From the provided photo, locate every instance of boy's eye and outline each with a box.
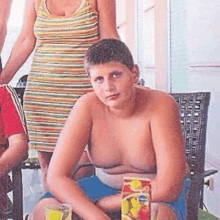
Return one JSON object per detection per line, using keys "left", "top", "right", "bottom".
{"left": 95, "top": 77, "right": 103, "bottom": 83}
{"left": 112, "top": 72, "right": 121, "bottom": 78}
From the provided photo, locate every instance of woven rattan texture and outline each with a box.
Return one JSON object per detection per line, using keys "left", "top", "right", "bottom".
{"left": 171, "top": 92, "right": 210, "bottom": 176}
{"left": 171, "top": 92, "right": 211, "bottom": 220}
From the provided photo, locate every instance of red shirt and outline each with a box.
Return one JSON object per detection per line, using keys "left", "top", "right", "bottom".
{"left": 0, "top": 85, "right": 28, "bottom": 149}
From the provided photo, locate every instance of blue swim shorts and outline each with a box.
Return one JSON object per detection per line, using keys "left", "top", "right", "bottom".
{"left": 41, "top": 176, "right": 190, "bottom": 220}
{"left": 41, "top": 175, "right": 118, "bottom": 203}
{"left": 163, "top": 178, "right": 190, "bottom": 220}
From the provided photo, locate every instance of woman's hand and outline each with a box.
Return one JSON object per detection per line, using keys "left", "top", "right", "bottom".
{"left": 0, "top": 0, "right": 37, "bottom": 84}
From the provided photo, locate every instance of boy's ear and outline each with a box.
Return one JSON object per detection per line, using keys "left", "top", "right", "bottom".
{"left": 131, "top": 64, "right": 139, "bottom": 84}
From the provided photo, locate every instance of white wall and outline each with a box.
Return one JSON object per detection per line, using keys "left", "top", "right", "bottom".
{"left": 116, "top": 0, "right": 136, "bottom": 59}
{"left": 170, "top": 0, "right": 220, "bottom": 217}
{"left": 186, "top": 1, "right": 220, "bottom": 217}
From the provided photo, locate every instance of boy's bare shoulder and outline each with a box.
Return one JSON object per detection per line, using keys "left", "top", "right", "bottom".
{"left": 76, "top": 92, "right": 103, "bottom": 110}
{"left": 78, "top": 91, "right": 100, "bottom": 102}
{"left": 137, "top": 87, "right": 178, "bottom": 111}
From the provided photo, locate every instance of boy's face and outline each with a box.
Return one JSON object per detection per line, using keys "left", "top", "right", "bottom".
{"left": 88, "top": 61, "right": 139, "bottom": 109}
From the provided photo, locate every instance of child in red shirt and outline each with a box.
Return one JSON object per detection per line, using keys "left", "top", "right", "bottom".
{"left": 0, "top": 85, "right": 28, "bottom": 214}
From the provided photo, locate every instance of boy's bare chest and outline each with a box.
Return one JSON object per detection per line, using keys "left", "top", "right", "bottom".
{"left": 89, "top": 117, "right": 156, "bottom": 170}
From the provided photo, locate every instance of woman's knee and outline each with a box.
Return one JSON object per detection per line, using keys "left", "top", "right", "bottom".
{"left": 37, "top": 151, "right": 53, "bottom": 170}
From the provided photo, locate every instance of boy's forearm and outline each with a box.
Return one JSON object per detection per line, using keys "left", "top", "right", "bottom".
{"left": 96, "top": 194, "right": 121, "bottom": 213}
{"left": 47, "top": 176, "right": 111, "bottom": 220}
{"left": 150, "top": 176, "right": 184, "bottom": 203}
{"left": 0, "top": 138, "right": 28, "bottom": 178}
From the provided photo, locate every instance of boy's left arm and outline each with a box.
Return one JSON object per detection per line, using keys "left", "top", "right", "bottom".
{"left": 150, "top": 92, "right": 186, "bottom": 202}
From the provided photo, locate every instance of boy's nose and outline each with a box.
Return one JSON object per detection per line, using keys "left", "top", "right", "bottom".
{"left": 104, "top": 79, "right": 115, "bottom": 92}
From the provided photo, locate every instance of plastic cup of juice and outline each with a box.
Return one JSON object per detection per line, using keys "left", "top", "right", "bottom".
{"left": 45, "top": 203, "right": 72, "bottom": 220}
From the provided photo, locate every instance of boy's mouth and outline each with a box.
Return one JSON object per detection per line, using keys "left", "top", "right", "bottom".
{"left": 106, "top": 93, "right": 120, "bottom": 100}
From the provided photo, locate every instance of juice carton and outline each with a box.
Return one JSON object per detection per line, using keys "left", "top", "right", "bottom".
{"left": 121, "top": 177, "right": 151, "bottom": 220}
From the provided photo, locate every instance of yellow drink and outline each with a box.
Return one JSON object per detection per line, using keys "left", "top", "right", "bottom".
{"left": 45, "top": 203, "right": 72, "bottom": 220}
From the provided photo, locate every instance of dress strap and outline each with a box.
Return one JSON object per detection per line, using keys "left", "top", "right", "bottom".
{"left": 42, "top": 0, "right": 50, "bottom": 15}
{"left": 76, "top": 0, "right": 89, "bottom": 12}
{"left": 35, "top": 0, "right": 45, "bottom": 16}
{"left": 84, "top": 0, "right": 90, "bottom": 7}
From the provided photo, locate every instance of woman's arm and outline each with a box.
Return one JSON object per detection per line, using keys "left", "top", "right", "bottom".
{"left": 96, "top": 0, "right": 120, "bottom": 40}
{"left": 0, "top": 0, "right": 37, "bottom": 84}
{"left": 47, "top": 94, "right": 111, "bottom": 220}
{"left": 150, "top": 92, "right": 186, "bottom": 202}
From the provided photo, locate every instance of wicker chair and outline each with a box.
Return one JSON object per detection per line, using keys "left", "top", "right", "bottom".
{"left": 0, "top": 165, "right": 23, "bottom": 220}
{"left": 74, "top": 91, "right": 218, "bottom": 219}
{"left": 171, "top": 92, "right": 218, "bottom": 220}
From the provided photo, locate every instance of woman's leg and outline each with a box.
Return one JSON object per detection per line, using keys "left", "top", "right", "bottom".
{"left": 37, "top": 151, "right": 53, "bottom": 191}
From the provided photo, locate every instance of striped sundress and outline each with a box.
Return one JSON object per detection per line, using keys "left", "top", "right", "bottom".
{"left": 23, "top": 0, "right": 99, "bottom": 152}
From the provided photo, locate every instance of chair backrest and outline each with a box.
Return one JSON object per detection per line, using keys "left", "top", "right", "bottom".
{"left": 13, "top": 87, "right": 25, "bottom": 105}
{"left": 16, "top": 75, "right": 28, "bottom": 88}
{"left": 171, "top": 92, "right": 211, "bottom": 220}
{"left": 0, "top": 167, "right": 23, "bottom": 220}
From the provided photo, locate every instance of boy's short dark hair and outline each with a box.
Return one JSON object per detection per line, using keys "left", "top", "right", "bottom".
{"left": 84, "top": 39, "right": 134, "bottom": 72}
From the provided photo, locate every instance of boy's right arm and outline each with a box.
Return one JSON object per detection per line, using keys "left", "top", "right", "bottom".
{"left": 47, "top": 94, "right": 111, "bottom": 220}
{"left": 0, "top": 0, "right": 37, "bottom": 84}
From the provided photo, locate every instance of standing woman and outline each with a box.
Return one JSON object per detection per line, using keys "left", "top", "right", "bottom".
{"left": 0, "top": 0, "right": 119, "bottom": 190}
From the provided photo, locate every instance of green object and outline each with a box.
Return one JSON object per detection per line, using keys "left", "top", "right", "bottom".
{"left": 198, "top": 209, "right": 219, "bottom": 219}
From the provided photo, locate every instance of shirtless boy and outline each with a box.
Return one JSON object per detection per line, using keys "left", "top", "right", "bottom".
{"left": 31, "top": 39, "right": 189, "bottom": 220}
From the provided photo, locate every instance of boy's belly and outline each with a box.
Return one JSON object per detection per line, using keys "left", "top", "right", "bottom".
{"left": 96, "top": 167, "right": 156, "bottom": 190}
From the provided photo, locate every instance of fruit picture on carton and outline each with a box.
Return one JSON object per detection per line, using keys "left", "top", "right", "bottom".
{"left": 121, "top": 177, "right": 151, "bottom": 220}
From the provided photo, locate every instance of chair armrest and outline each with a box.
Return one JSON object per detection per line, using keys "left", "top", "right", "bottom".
{"left": 21, "top": 157, "right": 41, "bottom": 170}
{"left": 72, "top": 162, "right": 94, "bottom": 178}
{"left": 186, "top": 169, "right": 218, "bottom": 181}
{"left": 203, "top": 169, "right": 218, "bottom": 178}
